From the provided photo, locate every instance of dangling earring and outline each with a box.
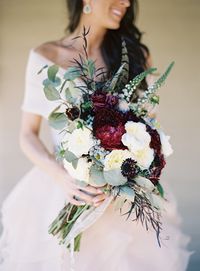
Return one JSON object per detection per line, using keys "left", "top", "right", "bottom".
{"left": 83, "top": 4, "right": 92, "bottom": 14}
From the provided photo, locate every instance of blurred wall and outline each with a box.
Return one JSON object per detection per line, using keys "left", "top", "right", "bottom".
{"left": 0, "top": 0, "right": 199, "bottom": 270}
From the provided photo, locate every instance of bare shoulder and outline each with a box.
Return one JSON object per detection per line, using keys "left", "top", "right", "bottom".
{"left": 34, "top": 38, "right": 77, "bottom": 69}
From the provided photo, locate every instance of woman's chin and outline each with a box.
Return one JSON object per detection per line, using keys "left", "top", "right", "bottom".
{"left": 106, "top": 21, "right": 121, "bottom": 30}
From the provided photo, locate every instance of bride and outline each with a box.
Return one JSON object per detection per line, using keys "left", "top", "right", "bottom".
{"left": 0, "top": 0, "right": 191, "bottom": 270}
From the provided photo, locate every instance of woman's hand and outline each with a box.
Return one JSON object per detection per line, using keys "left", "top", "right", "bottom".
{"left": 57, "top": 169, "right": 108, "bottom": 207}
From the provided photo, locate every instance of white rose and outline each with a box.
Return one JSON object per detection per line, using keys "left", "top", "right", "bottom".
{"left": 104, "top": 149, "right": 135, "bottom": 171}
{"left": 159, "top": 130, "right": 173, "bottom": 157}
{"left": 122, "top": 121, "right": 151, "bottom": 152}
{"left": 63, "top": 157, "right": 91, "bottom": 183}
{"left": 67, "top": 126, "right": 94, "bottom": 158}
{"left": 132, "top": 146, "right": 154, "bottom": 169}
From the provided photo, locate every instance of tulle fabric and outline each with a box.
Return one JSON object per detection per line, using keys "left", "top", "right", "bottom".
{"left": 0, "top": 166, "right": 191, "bottom": 271}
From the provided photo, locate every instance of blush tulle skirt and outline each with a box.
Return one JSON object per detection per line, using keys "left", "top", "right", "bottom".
{"left": 0, "top": 166, "right": 191, "bottom": 271}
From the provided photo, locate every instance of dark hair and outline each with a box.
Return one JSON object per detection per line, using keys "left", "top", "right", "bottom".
{"left": 66, "top": 0, "right": 150, "bottom": 90}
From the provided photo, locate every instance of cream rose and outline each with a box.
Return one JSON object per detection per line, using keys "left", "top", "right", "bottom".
{"left": 104, "top": 150, "right": 135, "bottom": 171}
{"left": 159, "top": 130, "right": 173, "bottom": 157}
{"left": 122, "top": 121, "right": 151, "bottom": 152}
{"left": 132, "top": 147, "right": 154, "bottom": 169}
{"left": 67, "top": 126, "right": 94, "bottom": 158}
{"left": 63, "top": 157, "right": 91, "bottom": 183}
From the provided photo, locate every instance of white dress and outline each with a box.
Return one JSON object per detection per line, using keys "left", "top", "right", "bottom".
{"left": 0, "top": 49, "right": 192, "bottom": 271}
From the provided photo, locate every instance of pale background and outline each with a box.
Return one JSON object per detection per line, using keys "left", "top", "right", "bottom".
{"left": 0, "top": 0, "right": 199, "bottom": 270}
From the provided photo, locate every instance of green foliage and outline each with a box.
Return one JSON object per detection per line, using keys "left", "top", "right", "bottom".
{"left": 119, "top": 185, "right": 135, "bottom": 201}
{"left": 76, "top": 120, "right": 83, "bottom": 129}
{"left": 44, "top": 85, "right": 61, "bottom": 101}
{"left": 48, "top": 65, "right": 59, "bottom": 82}
{"left": 48, "top": 112, "right": 68, "bottom": 130}
{"left": 89, "top": 164, "right": 107, "bottom": 186}
{"left": 84, "top": 59, "right": 96, "bottom": 79}
{"left": 103, "top": 169, "right": 127, "bottom": 186}
{"left": 64, "top": 81, "right": 82, "bottom": 104}
{"left": 64, "top": 67, "right": 81, "bottom": 81}
{"left": 157, "top": 183, "right": 164, "bottom": 198}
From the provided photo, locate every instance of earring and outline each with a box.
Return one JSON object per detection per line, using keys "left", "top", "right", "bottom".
{"left": 83, "top": 4, "right": 92, "bottom": 14}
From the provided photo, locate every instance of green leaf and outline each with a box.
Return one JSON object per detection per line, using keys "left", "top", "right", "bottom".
{"left": 64, "top": 81, "right": 82, "bottom": 104}
{"left": 118, "top": 185, "right": 135, "bottom": 202}
{"left": 135, "top": 176, "right": 154, "bottom": 191}
{"left": 43, "top": 77, "right": 61, "bottom": 88}
{"left": 81, "top": 101, "right": 92, "bottom": 110}
{"left": 157, "top": 183, "right": 164, "bottom": 198}
{"left": 103, "top": 169, "right": 127, "bottom": 186}
{"left": 64, "top": 67, "right": 81, "bottom": 81}
{"left": 77, "top": 120, "right": 83, "bottom": 129}
{"left": 37, "top": 64, "right": 48, "bottom": 75}
{"left": 64, "top": 149, "right": 78, "bottom": 163}
{"left": 83, "top": 59, "right": 96, "bottom": 79}
{"left": 44, "top": 85, "right": 60, "bottom": 101}
{"left": 72, "top": 159, "right": 78, "bottom": 169}
{"left": 48, "top": 65, "right": 59, "bottom": 82}
{"left": 89, "top": 164, "right": 107, "bottom": 186}
{"left": 48, "top": 112, "right": 68, "bottom": 130}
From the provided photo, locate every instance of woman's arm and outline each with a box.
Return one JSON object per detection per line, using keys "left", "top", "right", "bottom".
{"left": 19, "top": 112, "right": 106, "bottom": 206}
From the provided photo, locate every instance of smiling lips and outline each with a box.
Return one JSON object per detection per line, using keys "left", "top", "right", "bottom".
{"left": 111, "top": 8, "right": 125, "bottom": 19}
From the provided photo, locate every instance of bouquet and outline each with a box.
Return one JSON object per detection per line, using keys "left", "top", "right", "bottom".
{"left": 40, "top": 28, "right": 174, "bottom": 251}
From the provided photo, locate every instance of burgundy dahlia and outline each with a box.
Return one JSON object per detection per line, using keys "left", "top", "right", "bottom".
{"left": 93, "top": 108, "right": 126, "bottom": 150}
{"left": 146, "top": 125, "right": 162, "bottom": 154}
{"left": 92, "top": 91, "right": 118, "bottom": 111}
{"left": 149, "top": 154, "right": 166, "bottom": 185}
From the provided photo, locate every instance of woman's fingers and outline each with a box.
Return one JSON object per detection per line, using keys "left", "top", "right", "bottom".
{"left": 75, "top": 189, "right": 96, "bottom": 204}
{"left": 77, "top": 184, "right": 103, "bottom": 195}
{"left": 69, "top": 196, "right": 86, "bottom": 206}
{"left": 92, "top": 193, "right": 108, "bottom": 206}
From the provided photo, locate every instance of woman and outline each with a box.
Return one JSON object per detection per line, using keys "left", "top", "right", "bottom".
{"left": 0, "top": 0, "right": 191, "bottom": 270}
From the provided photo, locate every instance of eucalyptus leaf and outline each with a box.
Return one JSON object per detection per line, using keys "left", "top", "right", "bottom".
{"left": 64, "top": 67, "right": 81, "bottom": 81}
{"left": 103, "top": 169, "right": 127, "bottom": 186}
{"left": 65, "top": 81, "right": 82, "bottom": 104}
{"left": 44, "top": 85, "right": 61, "bottom": 101}
{"left": 135, "top": 176, "right": 154, "bottom": 191}
{"left": 64, "top": 149, "right": 78, "bottom": 163}
{"left": 119, "top": 186, "right": 135, "bottom": 202}
{"left": 48, "top": 65, "right": 59, "bottom": 82}
{"left": 43, "top": 77, "right": 61, "bottom": 88}
{"left": 48, "top": 112, "right": 68, "bottom": 130}
{"left": 89, "top": 164, "right": 107, "bottom": 186}
{"left": 72, "top": 159, "right": 78, "bottom": 169}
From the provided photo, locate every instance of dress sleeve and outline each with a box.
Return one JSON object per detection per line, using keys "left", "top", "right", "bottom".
{"left": 21, "top": 50, "right": 58, "bottom": 119}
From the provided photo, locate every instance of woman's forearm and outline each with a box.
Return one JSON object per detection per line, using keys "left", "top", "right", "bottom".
{"left": 19, "top": 131, "right": 66, "bottom": 182}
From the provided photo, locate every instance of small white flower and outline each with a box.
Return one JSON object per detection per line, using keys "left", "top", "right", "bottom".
{"left": 63, "top": 157, "right": 91, "bottom": 183}
{"left": 67, "top": 126, "right": 94, "bottom": 158}
{"left": 132, "top": 146, "right": 154, "bottom": 169}
{"left": 159, "top": 130, "right": 173, "bottom": 157}
{"left": 122, "top": 121, "right": 151, "bottom": 152}
{"left": 104, "top": 150, "right": 134, "bottom": 171}
{"left": 118, "top": 99, "right": 130, "bottom": 112}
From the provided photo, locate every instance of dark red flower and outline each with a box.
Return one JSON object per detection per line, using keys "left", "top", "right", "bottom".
{"left": 93, "top": 108, "right": 126, "bottom": 150}
{"left": 121, "top": 158, "right": 139, "bottom": 179}
{"left": 92, "top": 91, "right": 118, "bottom": 111}
{"left": 146, "top": 125, "right": 162, "bottom": 154}
{"left": 66, "top": 106, "right": 80, "bottom": 121}
{"left": 149, "top": 153, "right": 166, "bottom": 185}
{"left": 95, "top": 123, "right": 126, "bottom": 150}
